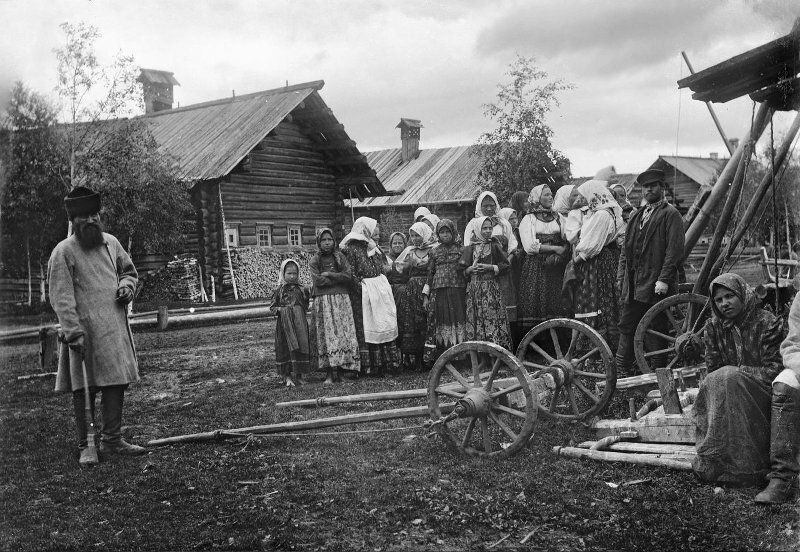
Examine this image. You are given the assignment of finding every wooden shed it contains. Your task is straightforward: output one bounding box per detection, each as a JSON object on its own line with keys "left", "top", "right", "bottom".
{"left": 139, "top": 79, "right": 388, "bottom": 291}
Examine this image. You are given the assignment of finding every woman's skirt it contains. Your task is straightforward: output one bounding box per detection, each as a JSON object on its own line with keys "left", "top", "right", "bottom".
{"left": 275, "top": 305, "right": 311, "bottom": 377}
{"left": 573, "top": 245, "right": 620, "bottom": 350}
{"left": 428, "top": 287, "right": 467, "bottom": 348}
{"left": 350, "top": 275, "right": 400, "bottom": 375}
{"left": 397, "top": 276, "right": 428, "bottom": 354}
{"left": 465, "top": 276, "right": 511, "bottom": 351}
{"left": 311, "top": 293, "right": 361, "bottom": 373}
{"left": 692, "top": 366, "right": 772, "bottom": 484}
{"left": 518, "top": 253, "right": 568, "bottom": 327}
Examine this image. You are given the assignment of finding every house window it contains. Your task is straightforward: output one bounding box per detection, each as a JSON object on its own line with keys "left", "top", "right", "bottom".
{"left": 224, "top": 225, "right": 239, "bottom": 247}
{"left": 288, "top": 225, "right": 302, "bottom": 247}
{"left": 256, "top": 225, "right": 273, "bottom": 247}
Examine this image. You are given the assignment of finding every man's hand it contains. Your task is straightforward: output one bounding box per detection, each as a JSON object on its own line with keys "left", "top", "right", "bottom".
{"left": 116, "top": 286, "right": 133, "bottom": 304}
{"left": 422, "top": 295, "right": 429, "bottom": 310}
{"left": 68, "top": 335, "right": 85, "bottom": 356}
{"left": 655, "top": 281, "right": 668, "bottom": 295}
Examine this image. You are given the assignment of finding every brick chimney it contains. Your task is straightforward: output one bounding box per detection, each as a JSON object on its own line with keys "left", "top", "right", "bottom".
{"left": 138, "top": 69, "right": 180, "bottom": 114}
{"left": 709, "top": 152, "right": 718, "bottom": 160}
{"left": 396, "top": 118, "right": 422, "bottom": 162}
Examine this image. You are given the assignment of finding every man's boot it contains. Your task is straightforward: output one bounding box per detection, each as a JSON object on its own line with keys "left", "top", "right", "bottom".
{"left": 615, "top": 333, "right": 635, "bottom": 378}
{"left": 755, "top": 382, "right": 800, "bottom": 505}
{"left": 73, "top": 389, "right": 98, "bottom": 466}
{"left": 98, "top": 385, "right": 146, "bottom": 456}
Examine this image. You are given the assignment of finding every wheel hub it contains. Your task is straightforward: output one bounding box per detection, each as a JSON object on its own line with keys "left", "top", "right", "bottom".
{"left": 674, "top": 332, "right": 704, "bottom": 363}
{"left": 454, "top": 388, "right": 492, "bottom": 417}
{"left": 545, "top": 359, "right": 571, "bottom": 386}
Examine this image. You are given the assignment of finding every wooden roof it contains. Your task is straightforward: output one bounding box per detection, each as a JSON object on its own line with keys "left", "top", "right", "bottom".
{"left": 348, "top": 145, "right": 486, "bottom": 208}
{"left": 139, "top": 80, "right": 386, "bottom": 197}
{"left": 678, "top": 18, "right": 800, "bottom": 108}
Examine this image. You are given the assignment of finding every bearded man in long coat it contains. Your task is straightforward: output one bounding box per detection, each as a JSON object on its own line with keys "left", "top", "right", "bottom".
{"left": 48, "top": 186, "right": 146, "bottom": 465}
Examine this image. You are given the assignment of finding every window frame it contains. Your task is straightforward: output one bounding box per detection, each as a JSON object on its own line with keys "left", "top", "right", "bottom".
{"left": 288, "top": 224, "right": 303, "bottom": 248}
{"left": 256, "top": 223, "right": 273, "bottom": 248}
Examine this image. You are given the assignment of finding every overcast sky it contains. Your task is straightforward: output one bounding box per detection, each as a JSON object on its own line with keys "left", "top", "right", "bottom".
{"left": 1, "top": 0, "right": 796, "bottom": 176}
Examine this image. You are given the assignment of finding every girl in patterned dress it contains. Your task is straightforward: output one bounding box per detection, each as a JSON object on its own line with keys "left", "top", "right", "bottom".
{"left": 309, "top": 228, "right": 361, "bottom": 384}
{"left": 423, "top": 219, "right": 466, "bottom": 364}
{"left": 460, "top": 217, "right": 511, "bottom": 350}
{"left": 395, "top": 222, "right": 436, "bottom": 371}
{"left": 518, "top": 184, "right": 570, "bottom": 327}
{"left": 340, "top": 217, "right": 401, "bottom": 376}
{"left": 270, "top": 259, "right": 311, "bottom": 387}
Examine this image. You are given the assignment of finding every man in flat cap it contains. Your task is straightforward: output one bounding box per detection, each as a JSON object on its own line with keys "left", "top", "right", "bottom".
{"left": 48, "top": 186, "right": 146, "bottom": 465}
{"left": 616, "top": 169, "right": 684, "bottom": 375}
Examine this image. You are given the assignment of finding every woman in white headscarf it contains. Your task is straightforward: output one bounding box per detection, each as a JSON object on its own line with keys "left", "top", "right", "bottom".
{"left": 414, "top": 206, "right": 432, "bottom": 223}
{"left": 463, "top": 191, "right": 517, "bottom": 251}
{"left": 340, "top": 217, "right": 401, "bottom": 376}
{"left": 395, "top": 222, "right": 437, "bottom": 370}
{"left": 569, "top": 179, "right": 625, "bottom": 349}
{"left": 518, "top": 184, "right": 569, "bottom": 326}
{"left": 552, "top": 184, "right": 575, "bottom": 217}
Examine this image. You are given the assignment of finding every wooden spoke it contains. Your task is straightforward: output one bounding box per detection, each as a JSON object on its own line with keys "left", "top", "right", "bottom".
{"left": 435, "top": 387, "right": 466, "bottom": 399}
{"left": 664, "top": 355, "right": 680, "bottom": 371}
{"left": 461, "top": 417, "right": 478, "bottom": 448}
{"left": 491, "top": 403, "right": 528, "bottom": 419}
{"left": 646, "top": 329, "right": 676, "bottom": 343}
{"left": 573, "top": 379, "right": 600, "bottom": 404}
{"left": 574, "top": 347, "right": 600, "bottom": 366}
{"left": 565, "top": 329, "right": 578, "bottom": 360}
{"left": 445, "top": 363, "right": 471, "bottom": 389}
{"left": 480, "top": 417, "right": 492, "bottom": 453}
{"left": 490, "top": 382, "right": 524, "bottom": 398}
{"left": 488, "top": 410, "right": 518, "bottom": 441}
{"left": 567, "top": 387, "right": 579, "bottom": 415}
{"left": 550, "top": 328, "right": 563, "bottom": 359}
{"left": 572, "top": 369, "right": 607, "bottom": 379}
{"left": 665, "top": 309, "right": 682, "bottom": 334}
{"left": 528, "top": 341, "right": 556, "bottom": 364}
{"left": 469, "top": 351, "right": 481, "bottom": 387}
{"left": 523, "top": 360, "right": 550, "bottom": 372}
{"left": 484, "top": 358, "right": 503, "bottom": 389}
{"left": 549, "top": 386, "right": 563, "bottom": 413}
{"left": 644, "top": 347, "right": 674, "bottom": 359}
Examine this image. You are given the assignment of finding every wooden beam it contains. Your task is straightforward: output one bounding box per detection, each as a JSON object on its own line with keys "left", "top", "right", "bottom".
{"left": 322, "top": 154, "right": 368, "bottom": 167}
{"left": 313, "top": 140, "right": 356, "bottom": 151}
{"left": 553, "top": 446, "right": 693, "bottom": 471}
{"left": 592, "top": 414, "right": 695, "bottom": 443}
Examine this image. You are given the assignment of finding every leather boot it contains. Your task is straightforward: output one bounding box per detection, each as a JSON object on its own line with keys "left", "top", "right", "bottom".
{"left": 755, "top": 478, "right": 795, "bottom": 505}
{"left": 98, "top": 385, "right": 147, "bottom": 456}
{"left": 615, "top": 333, "right": 635, "bottom": 377}
{"left": 79, "top": 446, "right": 99, "bottom": 466}
{"left": 756, "top": 383, "right": 800, "bottom": 504}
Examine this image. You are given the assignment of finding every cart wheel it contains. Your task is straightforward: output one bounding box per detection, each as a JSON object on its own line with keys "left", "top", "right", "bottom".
{"left": 634, "top": 293, "right": 710, "bottom": 374}
{"left": 427, "top": 341, "right": 537, "bottom": 458}
{"left": 516, "top": 318, "right": 615, "bottom": 421}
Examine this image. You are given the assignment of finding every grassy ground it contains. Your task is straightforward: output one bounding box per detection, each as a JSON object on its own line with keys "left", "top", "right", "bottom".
{"left": 2, "top": 319, "right": 799, "bottom": 551}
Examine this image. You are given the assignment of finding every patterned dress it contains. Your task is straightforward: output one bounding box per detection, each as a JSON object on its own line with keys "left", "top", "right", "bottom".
{"left": 425, "top": 243, "right": 467, "bottom": 352}
{"left": 271, "top": 283, "right": 312, "bottom": 377}
{"left": 397, "top": 253, "right": 430, "bottom": 356}
{"left": 460, "top": 241, "right": 511, "bottom": 351}
{"left": 518, "top": 214, "right": 569, "bottom": 327}
{"left": 344, "top": 241, "right": 401, "bottom": 375}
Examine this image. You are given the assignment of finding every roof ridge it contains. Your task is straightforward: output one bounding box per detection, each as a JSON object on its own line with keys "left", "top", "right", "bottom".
{"left": 143, "top": 80, "right": 325, "bottom": 118}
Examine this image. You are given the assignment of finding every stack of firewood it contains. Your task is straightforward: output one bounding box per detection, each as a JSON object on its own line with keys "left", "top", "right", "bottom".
{"left": 138, "top": 257, "right": 203, "bottom": 304}
{"left": 222, "top": 248, "right": 314, "bottom": 300}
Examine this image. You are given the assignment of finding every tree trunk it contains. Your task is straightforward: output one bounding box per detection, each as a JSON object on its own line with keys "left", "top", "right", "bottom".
{"left": 26, "top": 238, "right": 32, "bottom": 307}
{"left": 39, "top": 260, "right": 46, "bottom": 304}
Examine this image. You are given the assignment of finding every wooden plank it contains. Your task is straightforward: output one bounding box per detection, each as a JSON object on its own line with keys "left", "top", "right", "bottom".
{"left": 553, "top": 446, "right": 693, "bottom": 471}
{"left": 656, "top": 368, "right": 683, "bottom": 414}
{"left": 597, "top": 365, "right": 702, "bottom": 391}
{"left": 577, "top": 441, "right": 696, "bottom": 455}
{"left": 592, "top": 414, "right": 695, "bottom": 444}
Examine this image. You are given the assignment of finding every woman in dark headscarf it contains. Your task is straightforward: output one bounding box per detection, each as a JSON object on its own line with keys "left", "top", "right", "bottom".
{"left": 693, "top": 273, "right": 784, "bottom": 487}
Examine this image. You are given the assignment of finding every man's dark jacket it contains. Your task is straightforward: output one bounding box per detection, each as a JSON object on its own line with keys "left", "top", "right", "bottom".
{"left": 617, "top": 202, "right": 684, "bottom": 304}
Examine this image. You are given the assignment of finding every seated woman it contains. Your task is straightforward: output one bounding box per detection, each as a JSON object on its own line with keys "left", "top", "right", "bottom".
{"left": 693, "top": 274, "right": 784, "bottom": 490}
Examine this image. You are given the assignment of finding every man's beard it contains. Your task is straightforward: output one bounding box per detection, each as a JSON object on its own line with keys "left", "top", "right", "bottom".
{"left": 75, "top": 220, "right": 105, "bottom": 249}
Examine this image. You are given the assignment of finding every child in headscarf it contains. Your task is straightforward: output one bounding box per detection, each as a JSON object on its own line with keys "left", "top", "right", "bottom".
{"left": 340, "top": 217, "right": 401, "bottom": 376}
{"left": 422, "top": 219, "right": 466, "bottom": 365}
{"left": 569, "top": 179, "right": 625, "bottom": 349}
{"left": 464, "top": 191, "right": 517, "bottom": 252}
{"left": 395, "top": 222, "right": 437, "bottom": 371}
{"left": 518, "top": 184, "right": 569, "bottom": 326}
{"left": 498, "top": 207, "right": 521, "bottom": 327}
{"left": 459, "top": 216, "right": 512, "bottom": 350}
{"left": 269, "top": 259, "right": 311, "bottom": 386}
{"left": 309, "top": 228, "right": 361, "bottom": 383}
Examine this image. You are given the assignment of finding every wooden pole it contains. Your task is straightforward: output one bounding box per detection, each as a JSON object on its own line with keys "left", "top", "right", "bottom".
{"left": 157, "top": 306, "right": 169, "bottom": 331}
{"left": 218, "top": 185, "right": 239, "bottom": 301}
{"left": 147, "top": 404, "right": 454, "bottom": 447}
{"left": 576, "top": 441, "right": 696, "bottom": 456}
{"left": 552, "top": 446, "right": 693, "bottom": 471}
{"left": 681, "top": 52, "right": 735, "bottom": 156}
{"left": 655, "top": 367, "right": 683, "bottom": 414}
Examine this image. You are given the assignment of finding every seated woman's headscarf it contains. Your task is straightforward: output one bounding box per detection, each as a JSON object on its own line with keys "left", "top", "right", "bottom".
{"left": 527, "top": 184, "right": 557, "bottom": 222}
{"left": 510, "top": 191, "right": 529, "bottom": 218}
{"left": 552, "top": 184, "right": 575, "bottom": 216}
{"left": 278, "top": 258, "right": 301, "bottom": 286}
{"left": 414, "top": 206, "right": 431, "bottom": 222}
{"left": 709, "top": 273, "right": 757, "bottom": 329}
{"left": 339, "top": 216, "right": 380, "bottom": 256}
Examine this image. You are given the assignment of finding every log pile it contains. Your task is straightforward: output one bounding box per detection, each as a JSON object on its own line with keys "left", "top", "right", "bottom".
{"left": 221, "top": 247, "right": 314, "bottom": 300}
{"left": 138, "top": 257, "right": 204, "bottom": 303}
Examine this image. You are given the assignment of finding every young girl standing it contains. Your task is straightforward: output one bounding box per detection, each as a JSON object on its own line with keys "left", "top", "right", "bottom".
{"left": 395, "top": 222, "right": 436, "bottom": 371}
{"left": 460, "top": 217, "right": 511, "bottom": 350}
{"left": 270, "top": 259, "right": 311, "bottom": 387}
{"left": 309, "top": 228, "right": 361, "bottom": 383}
{"left": 423, "top": 219, "right": 466, "bottom": 364}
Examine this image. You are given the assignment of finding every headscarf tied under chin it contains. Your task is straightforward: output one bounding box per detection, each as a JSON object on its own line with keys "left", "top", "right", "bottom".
{"left": 528, "top": 184, "right": 556, "bottom": 222}
{"left": 414, "top": 206, "right": 431, "bottom": 222}
{"left": 553, "top": 185, "right": 575, "bottom": 216}
{"left": 475, "top": 191, "right": 501, "bottom": 219}
{"left": 578, "top": 179, "right": 624, "bottom": 235}
{"left": 387, "top": 231, "right": 408, "bottom": 260}
{"left": 471, "top": 215, "right": 493, "bottom": 263}
{"left": 316, "top": 227, "right": 335, "bottom": 250}
{"left": 709, "top": 273, "right": 757, "bottom": 329}
{"left": 278, "top": 258, "right": 300, "bottom": 286}
{"left": 436, "top": 218, "right": 457, "bottom": 240}
{"left": 409, "top": 221, "right": 436, "bottom": 249}
{"left": 339, "top": 216, "right": 380, "bottom": 256}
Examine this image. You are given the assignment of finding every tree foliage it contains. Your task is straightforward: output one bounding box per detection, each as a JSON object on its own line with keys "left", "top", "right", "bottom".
{"left": 476, "top": 55, "right": 573, "bottom": 206}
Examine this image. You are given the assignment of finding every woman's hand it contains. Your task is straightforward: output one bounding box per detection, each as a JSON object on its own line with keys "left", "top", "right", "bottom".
{"left": 422, "top": 295, "right": 429, "bottom": 310}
